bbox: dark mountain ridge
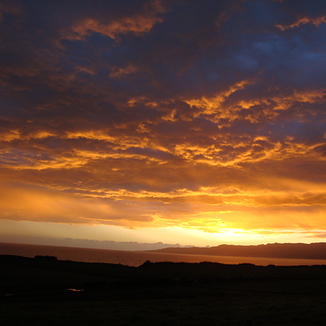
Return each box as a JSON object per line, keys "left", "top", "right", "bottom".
{"left": 152, "top": 242, "right": 326, "bottom": 260}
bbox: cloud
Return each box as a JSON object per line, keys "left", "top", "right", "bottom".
{"left": 0, "top": 0, "right": 325, "bottom": 239}
{"left": 0, "top": 182, "right": 153, "bottom": 226}
{"left": 67, "top": 11, "right": 164, "bottom": 41}
{"left": 276, "top": 16, "right": 326, "bottom": 30}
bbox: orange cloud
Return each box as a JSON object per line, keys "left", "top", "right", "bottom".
{"left": 66, "top": 4, "right": 164, "bottom": 41}
{"left": 276, "top": 16, "right": 326, "bottom": 30}
{"left": 0, "top": 182, "right": 153, "bottom": 226}
{"left": 184, "top": 79, "right": 254, "bottom": 116}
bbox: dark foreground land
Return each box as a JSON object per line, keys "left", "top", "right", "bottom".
{"left": 1, "top": 255, "right": 326, "bottom": 325}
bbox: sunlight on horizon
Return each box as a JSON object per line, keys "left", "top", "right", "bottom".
{"left": 0, "top": 219, "right": 324, "bottom": 251}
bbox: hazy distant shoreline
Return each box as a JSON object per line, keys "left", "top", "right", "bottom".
{"left": 1, "top": 242, "right": 326, "bottom": 267}
{"left": 152, "top": 242, "right": 326, "bottom": 260}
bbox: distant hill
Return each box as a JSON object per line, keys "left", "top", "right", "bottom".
{"left": 151, "top": 243, "right": 326, "bottom": 260}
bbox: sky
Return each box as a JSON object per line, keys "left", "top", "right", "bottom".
{"left": 0, "top": 0, "right": 325, "bottom": 250}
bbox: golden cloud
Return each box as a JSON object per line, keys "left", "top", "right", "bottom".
{"left": 276, "top": 16, "right": 326, "bottom": 30}
{"left": 67, "top": 10, "right": 163, "bottom": 41}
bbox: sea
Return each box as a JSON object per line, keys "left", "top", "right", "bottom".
{"left": 1, "top": 242, "right": 326, "bottom": 266}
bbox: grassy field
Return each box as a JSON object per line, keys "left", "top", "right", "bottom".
{"left": 1, "top": 255, "right": 326, "bottom": 325}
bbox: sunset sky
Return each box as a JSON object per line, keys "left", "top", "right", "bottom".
{"left": 0, "top": 0, "right": 325, "bottom": 250}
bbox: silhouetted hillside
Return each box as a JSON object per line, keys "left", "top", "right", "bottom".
{"left": 152, "top": 242, "right": 326, "bottom": 259}
{"left": 2, "top": 255, "right": 326, "bottom": 325}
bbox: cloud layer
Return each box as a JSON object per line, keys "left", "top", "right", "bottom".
{"left": 0, "top": 0, "right": 325, "bottom": 238}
